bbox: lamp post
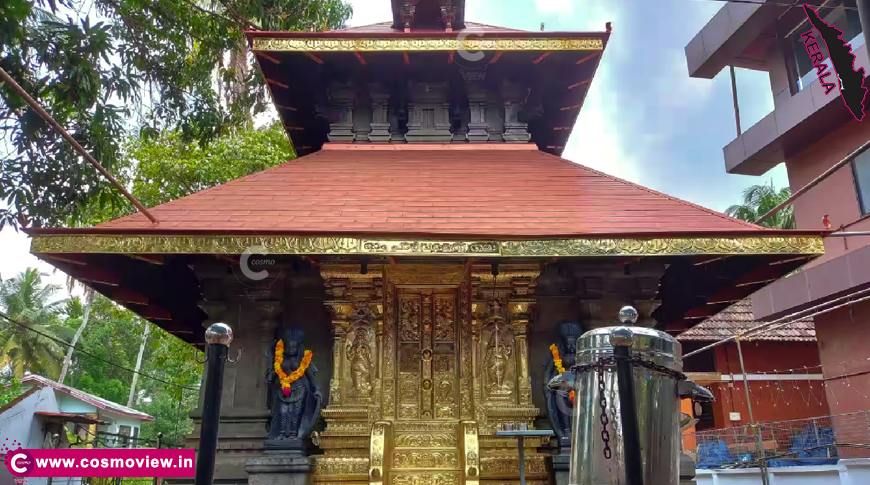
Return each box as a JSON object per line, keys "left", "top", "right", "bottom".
{"left": 611, "top": 306, "right": 644, "bottom": 485}
{"left": 195, "top": 323, "right": 234, "bottom": 485}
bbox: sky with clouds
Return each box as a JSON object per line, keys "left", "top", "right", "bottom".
{"left": 0, "top": 0, "right": 790, "bottom": 295}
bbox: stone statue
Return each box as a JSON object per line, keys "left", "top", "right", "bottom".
{"left": 543, "top": 321, "right": 582, "bottom": 448}
{"left": 347, "top": 327, "right": 373, "bottom": 395}
{"left": 266, "top": 326, "right": 323, "bottom": 448}
{"left": 485, "top": 324, "right": 512, "bottom": 393}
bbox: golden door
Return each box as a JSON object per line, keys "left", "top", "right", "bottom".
{"left": 396, "top": 288, "right": 460, "bottom": 421}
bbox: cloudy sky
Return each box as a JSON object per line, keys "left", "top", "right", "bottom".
{"left": 0, "top": 0, "right": 790, "bottom": 294}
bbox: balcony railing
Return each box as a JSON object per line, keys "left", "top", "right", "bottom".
{"left": 683, "top": 411, "right": 870, "bottom": 469}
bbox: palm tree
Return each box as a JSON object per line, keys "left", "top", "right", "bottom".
{"left": 725, "top": 181, "right": 796, "bottom": 229}
{"left": 0, "top": 268, "right": 72, "bottom": 379}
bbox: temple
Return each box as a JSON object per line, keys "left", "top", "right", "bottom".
{"left": 27, "top": 1, "right": 828, "bottom": 485}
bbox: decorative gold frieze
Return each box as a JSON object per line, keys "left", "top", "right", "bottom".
{"left": 364, "top": 240, "right": 499, "bottom": 255}
{"left": 31, "top": 234, "right": 826, "bottom": 256}
{"left": 480, "top": 454, "right": 548, "bottom": 475}
{"left": 393, "top": 433, "right": 457, "bottom": 448}
{"left": 500, "top": 237, "right": 825, "bottom": 256}
{"left": 252, "top": 36, "right": 605, "bottom": 53}
{"left": 390, "top": 473, "right": 460, "bottom": 485}
{"left": 392, "top": 450, "right": 459, "bottom": 469}
{"left": 314, "top": 455, "right": 370, "bottom": 476}
{"left": 392, "top": 421, "right": 458, "bottom": 432}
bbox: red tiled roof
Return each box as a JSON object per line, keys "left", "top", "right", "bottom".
{"left": 88, "top": 144, "right": 772, "bottom": 237}
{"left": 676, "top": 299, "right": 816, "bottom": 342}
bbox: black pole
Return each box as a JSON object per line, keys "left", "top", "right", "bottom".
{"left": 612, "top": 328, "right": 644, "bottom": 485}
{"left": 195, "top": 324, "right": 233, "bottom": 485}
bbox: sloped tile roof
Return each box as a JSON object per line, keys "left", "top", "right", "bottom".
{"left": 21, "top": 375, "right": 154, "bottom": 421}
{"left": 676, "top": 299, "right": 816, "bottom": 342}
{"left": 92, "top": 144, "right": 771, "bottom": 237}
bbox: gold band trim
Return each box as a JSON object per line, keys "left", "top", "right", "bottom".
{"left": 252, "top": 37, "right": 604, "bottom": 53}
{"left": 30, "top": 235, "right": 825, "bottom": 257}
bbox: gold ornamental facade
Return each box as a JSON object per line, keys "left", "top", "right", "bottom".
{"left": 313, "top": 263, "right": 548, "bottom": 485}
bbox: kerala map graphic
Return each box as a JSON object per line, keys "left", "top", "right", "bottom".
{"left": 803, "top": 4, "right": 868, "bottom": 121}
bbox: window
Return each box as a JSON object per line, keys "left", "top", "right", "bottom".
{"left": 788, "top": 0, "right": 864, "bottom": 92}
{"left": 854, "top": 147, "right": 870, "bottom": 215}
{"left": 118, "top": 425, "right": 132, "bottom": 448}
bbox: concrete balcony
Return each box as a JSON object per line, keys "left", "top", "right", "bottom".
{"left": 685, "top": 1, "right": 781, "bottom": 78}
{"left": 723, "top": 42, "right": 870, "bottom": 176}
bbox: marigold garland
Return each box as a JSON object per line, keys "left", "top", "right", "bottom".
{"left": 274, "top": 341, "right": 313, "bottom": 397}
{"left": 550, "top": 344, "right": 575, "bottom": 404}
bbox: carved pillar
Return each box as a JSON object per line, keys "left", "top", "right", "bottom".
{"left": 315, "top": 263, "right": 384, "bottom": 483}
{"left": 509, "top": 301, "right": 534, "bottom": 405}
{"left": 470, "top": 264, "right": 547, "bottom": 483}
{"left": 369, "top": 83, "right": 391, "bottom": 143}
{"left": 327, "top": 315, "right": 348, "bottom": 406}
{"left": 452, "top": 103, "right": 469, "bottom": 142}
{"left": 467, "top": 86, "right": 489, "bottom": 143}
{"left": 485, "top": 92, "right": 504, "bottom": 142}
{"left": 501, "top": 81, "right": 531, "bottom": 142}
{"left": 327, "top": 83, "right": 356, "bottom": 142}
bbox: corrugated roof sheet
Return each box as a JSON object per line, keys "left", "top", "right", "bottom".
{"left": 90, "top": 144, "right": 771, "bottom": 237}
{"left": 677, "top": 299, "right": 816, "bottom": 342}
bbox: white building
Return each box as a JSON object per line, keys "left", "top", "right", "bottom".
{"left": 0, "top": 375, "right": 154, "bottom": 485}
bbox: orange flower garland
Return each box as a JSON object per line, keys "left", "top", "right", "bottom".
{"left": 274, "top": 341, "right": 313, "bottom": 397}
{"left": 549, "top": 344, "right": 575, "bottom": 404}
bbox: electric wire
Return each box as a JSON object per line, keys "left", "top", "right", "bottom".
{"left": 692, "top": 0, "right": 857, "bottom": 10}
{"left": 0, "top": 310, "right": 199, "bottom": 392}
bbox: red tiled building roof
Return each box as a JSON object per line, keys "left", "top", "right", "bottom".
{"left": 91, "top": 144, "right": 772, "bottom": 237}
{"left": 676, "top": 299, "right": 816, "bottom": 342}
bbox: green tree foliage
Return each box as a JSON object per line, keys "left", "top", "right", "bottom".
{"left": 61, "top": 294, "right": 202, "bottom": 446}
{"left": 0, "top": 374, "right": 23, "bottom": 407}
{"left": 0, "top": 269, "right": 72, "bottom": 378}
{"left": 0, "top": 0, "right": 351, "bottom": 231}
{"left": 77, "top": 121, "right": 295, "bottom": 225}
{"left": 725, "top": 181, "right": 796, "bottom": 229}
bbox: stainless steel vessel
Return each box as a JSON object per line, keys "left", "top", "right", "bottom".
{"left": 570, "top": 326, "right": 684, "bottom": 485}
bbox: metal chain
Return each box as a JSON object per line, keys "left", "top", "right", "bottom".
{"left": 598, "top": 367, "right": 612, "bottom": 459}
{"left": 572, "top": 355, "right": 687, "bottom": 460}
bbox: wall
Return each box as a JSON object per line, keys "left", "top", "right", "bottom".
{"left": 711, "top": 342, "right": 830, "bottom": 427}
{"left": 695, "top": 458, "right": 870, "bottom": 485}
{"left": 785, "top": 118, "right": 870, "bottom": 266}
{"left": 767, "top": 42, "right": 791, "bottom": 109}
{"left": 0, "top": 387, "right": 60, "bottom": 485}
{"left": 814, "top": 301, "right": 870, "bottom": 459}
{"left": 55, "top": 393, "right": 98, "bottom": 415}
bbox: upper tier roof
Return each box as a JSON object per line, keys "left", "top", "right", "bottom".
{"left": 247, "top": 20, "right": 610, "bottom": 158}
{"left": 82, "top": 144, "right": 778, "bottom": 238}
